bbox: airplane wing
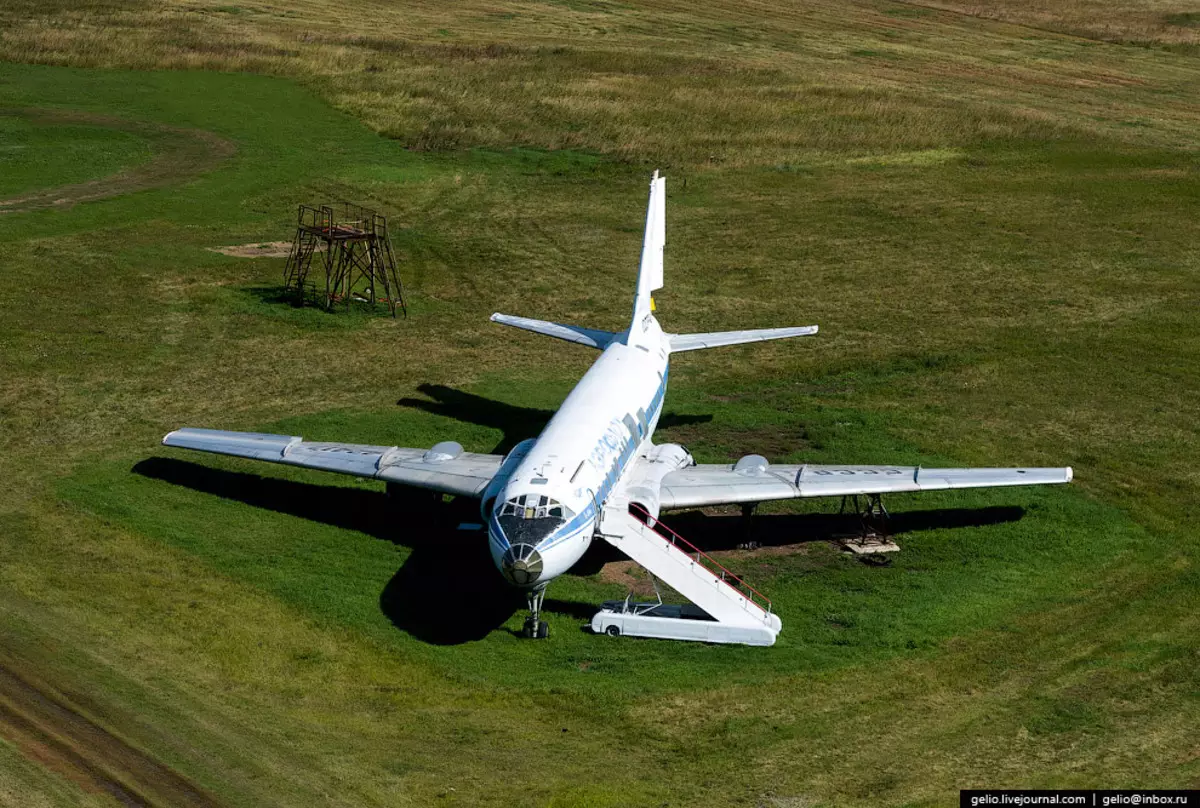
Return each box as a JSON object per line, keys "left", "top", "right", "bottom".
{"left": 658, "top": 463, "right": 1073, "bottom": 510}
{"left": 162, "top": 428, "right": 503, "bottom": 497}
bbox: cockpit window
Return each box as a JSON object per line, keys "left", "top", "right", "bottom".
{"left": 498, "top": 494, "right": 572, "bottom": 521}
{"left": 495, "top": 494, "right": 574, "bottom": 544}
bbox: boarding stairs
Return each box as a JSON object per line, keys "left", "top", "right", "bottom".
{"left": 598, "top": 501, "right": 781, "bottom": 644}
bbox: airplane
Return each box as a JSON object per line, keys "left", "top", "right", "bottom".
{"left": 163, "top": 171, "right": 1072, "bottom": 645}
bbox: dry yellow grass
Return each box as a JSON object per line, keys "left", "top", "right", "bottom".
{"left": 2, "top": 0, "right": 1199, "bottom": 166}
{"left": 903, "top": 0, "right": 1200, "bottom": 49}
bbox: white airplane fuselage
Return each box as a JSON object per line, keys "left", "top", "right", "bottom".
{"left": 486, "top": 317, "right": 670, "bottom": 590}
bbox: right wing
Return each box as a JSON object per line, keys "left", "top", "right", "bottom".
{"left": 162, "top": 428, "right": 502, "bottom": 497}
{"left": 659, "top": 463, "right": 1073, "bottom": 510}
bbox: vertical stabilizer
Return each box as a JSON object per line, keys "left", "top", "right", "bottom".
{"left": 631, "top": 171, "right": 665, "bottom": 332}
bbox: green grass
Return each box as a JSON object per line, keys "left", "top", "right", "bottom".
{"left": 60, "top": 401, "right": 1146, "bottom": 695}
{"left": 0, "top": 3, "right": 1198, "bottom": 804}
{"left": 0, "top": 112, "right": 149, "bottom": 197}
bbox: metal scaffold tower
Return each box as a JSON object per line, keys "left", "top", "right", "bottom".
{"left": 282, "top": 202, "right": 406, "bottom": 317}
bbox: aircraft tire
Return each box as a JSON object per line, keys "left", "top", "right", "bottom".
{"left": 605, "top": 625, "right": 620, "bottom": 637}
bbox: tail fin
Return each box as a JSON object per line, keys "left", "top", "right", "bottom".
{"left": 491, "top": 171, "right": 819, "bottom": 356}
{"left": 631, "top": 170, "right": 666, "bottom": 331}
{"left": 488, "top": 173, "right": 663, "bottom": 350}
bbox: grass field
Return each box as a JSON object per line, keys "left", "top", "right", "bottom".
{"left": 0, "top": 0, "right": 1198, "bottom": 805}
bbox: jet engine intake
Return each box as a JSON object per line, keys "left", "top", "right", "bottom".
{"left": 621, "top": 442, "right": 694, "bottom": 523}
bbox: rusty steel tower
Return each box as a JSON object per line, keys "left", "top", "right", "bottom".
{"left": 283, "top": 202, "right": 406, "bottom": 317}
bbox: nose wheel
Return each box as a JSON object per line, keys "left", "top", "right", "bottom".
{"left": 521, "top": 587, "right": 549, "bottom": 639}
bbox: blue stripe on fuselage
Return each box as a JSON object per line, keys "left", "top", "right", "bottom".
{"left": 489, "top": 363, "right": 670, "bottom": 555}
{"left": 533, "top": 363, "right": 669, "bottom": 553}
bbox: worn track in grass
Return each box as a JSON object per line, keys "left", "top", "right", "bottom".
{"left": 0, "top": 108, "right": 234, "bottom": 214}
{"left": 0, "top": 651, "right": 221, "bottom": 808}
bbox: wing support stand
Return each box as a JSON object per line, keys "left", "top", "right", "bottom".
{"left": 522, "top": 587, "right": 549, "bottom": 639}
{"left": 738, "top": 503, "right": 760, "bottom": 550}
{"left": 838, "top": 494, "right": 900, "bottom": 555}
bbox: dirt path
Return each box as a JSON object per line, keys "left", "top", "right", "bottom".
{"left": 0, "top": 652, "right": 222, "bottom": 807}
{"left": 0, "top": 108, "right": 235, "bottom": 214}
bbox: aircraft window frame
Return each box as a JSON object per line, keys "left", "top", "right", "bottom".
{"left": 498, "top": 495, "right": 574, "bottom": 521}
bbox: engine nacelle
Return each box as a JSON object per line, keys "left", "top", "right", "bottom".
{"left": 622, "top": 442, "right": 694, "bottom": 522}
{"left": 480, "top": 438, "right": 536, "bottom": 520}
{"left": 423, "top": 441, "right": 463, "bottom": 463}
{"left": 734, "top": 454, "right": 769, "bottom": 476}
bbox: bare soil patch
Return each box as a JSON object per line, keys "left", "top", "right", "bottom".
{"left": 598, "top": 560, "right": 660, "bottom": 597}
{"left": 208, "top": 241, "right": 306, "bottom": 259}
{"left": 0, "top": 108, "right": 235, "bottom": 214}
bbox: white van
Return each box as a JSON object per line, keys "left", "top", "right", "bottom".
{"left": 590, "top": 598, "right": 777, "bottom": 646}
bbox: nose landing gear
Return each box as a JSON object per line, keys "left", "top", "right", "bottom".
{"left": 521, "top": 587, "right": 549, "bottom": 639}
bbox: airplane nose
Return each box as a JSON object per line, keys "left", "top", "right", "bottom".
{"left": 500, "top": 543, "right": 544, "bottom": 586}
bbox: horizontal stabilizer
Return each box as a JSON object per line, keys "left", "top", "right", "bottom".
{"left": 490, "top": 313, "right": 617, "bottom": 350}
{"left": 669, "top": 325, "right": 818, "bottom": 353}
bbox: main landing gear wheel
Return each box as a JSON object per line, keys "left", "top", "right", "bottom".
{"left": 605, "top": 625, "right": 620, "bottom": 637}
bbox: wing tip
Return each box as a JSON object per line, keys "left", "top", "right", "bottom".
{"left": 1065, "top": 466, "right": 1073, "bottom": 483}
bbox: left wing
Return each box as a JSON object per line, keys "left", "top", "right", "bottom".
{"left": 162, "top": 428, "right": 503, "bottom": 497}
{"left": 659, "top": 463, "right": 1072, "bottom": 510}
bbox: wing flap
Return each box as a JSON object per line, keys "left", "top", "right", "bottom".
{"left": 163, "top": 428, "right": 302, "bottom": 462}
{"left": 377, "top": 452, "right": 503, "bottom": 497}
{"left": 162, "top": 428, "right": 501, "bottom": 498}
{"left": 660, "top": 464, "right": 1072, "bottom": 509}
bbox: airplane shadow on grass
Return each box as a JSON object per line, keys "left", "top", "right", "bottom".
{"left": 134, "top": 456, "right": 1025, "bottom": 645}
{"left": 136, "top": 386, "right": 1024, "bottom": 644}
{"left": 135, "top": 456, "right": 522, "bottom": 645}
{"left": 397, "top": 384, "right": 714, "bottom": 455}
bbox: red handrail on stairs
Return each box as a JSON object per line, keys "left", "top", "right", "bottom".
{"left": 627, "top": 503, "right": 773, "bottom": 615}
